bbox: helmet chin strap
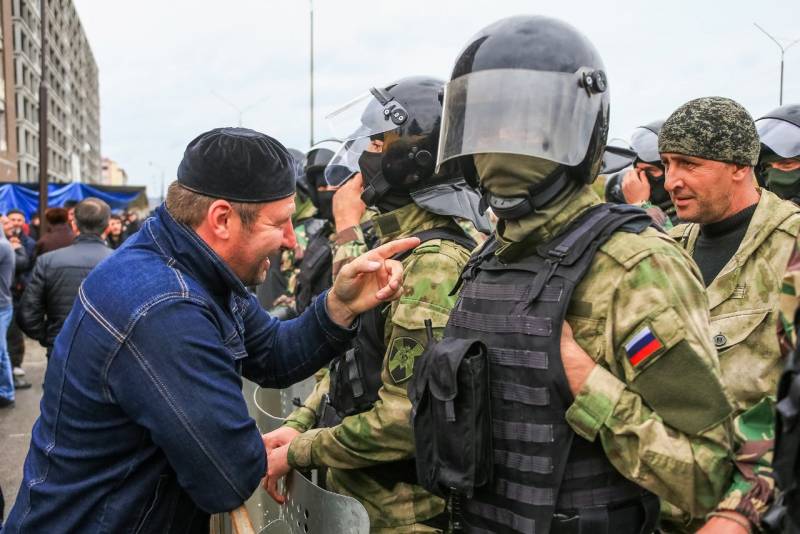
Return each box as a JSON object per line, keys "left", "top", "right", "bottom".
{"left": 479, "top": 167, "right": 575, "bottom": 220}
{"left": 360, "top": 172, "right": 393, "bottom": 206}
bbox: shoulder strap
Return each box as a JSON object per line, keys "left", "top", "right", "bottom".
{"left": 525, "top": 203, "right": 652, "bottom": 302}
{"left": 394, "top": 225, "right": 477, "bottom": 262}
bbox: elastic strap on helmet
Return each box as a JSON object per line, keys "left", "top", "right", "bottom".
{"left": 479, "top": 167, "right": 574, "bottom": 219}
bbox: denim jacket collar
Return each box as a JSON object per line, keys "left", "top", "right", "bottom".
{"left": 150, "top": 205, "right": 250, "bottom": 301}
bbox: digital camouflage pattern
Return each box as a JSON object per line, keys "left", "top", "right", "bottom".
{"left": 659, "top": 97, "right": 761, "bottom": 166}
{"left": 284, "top": 202, "right": 473, "bottom": 533}
{"left": 669, "top": 189, "right": 800, "bottom": 528}
{"left": 493, "top": 186, "right": 734, "bottom": 520}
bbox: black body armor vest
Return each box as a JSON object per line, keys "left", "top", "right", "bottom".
{"left": 295, "top": 221, "right": 334, "bottom": 315}
{"left": 443, "top": 204, "right": 656, "bottom": 533}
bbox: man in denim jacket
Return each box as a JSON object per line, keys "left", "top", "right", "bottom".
{"left": 4, "top": 128, "right": 416, "bottom": 533}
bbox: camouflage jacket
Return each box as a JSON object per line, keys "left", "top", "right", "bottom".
{"left": 669, "top": 189, "right": 800, "bottom": 528}
{"left": 494, "top": 187, "right": 733, "bottom": 519}
{"left": 284, "top": 203, "right": 473, "bottom": 532}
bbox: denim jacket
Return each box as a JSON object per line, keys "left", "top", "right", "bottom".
{"left": 5, "top": 206, "right": 355, "bottom": 533}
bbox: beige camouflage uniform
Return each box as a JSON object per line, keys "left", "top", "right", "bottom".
{"left": 284, "top": 202, "right": 473, "bottom": 532}
{"left": 668, "top": 189, "right": 800, "bottom": 528}
{"left": 489, "top": 186, "right": 734, "bottom": 520}
{"left": 269, "top": 195, "right": 317, "bottom": 310}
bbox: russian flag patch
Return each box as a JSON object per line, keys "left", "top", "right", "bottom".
{"left": 625, "top": 326, "right": 663, "bottom": 367}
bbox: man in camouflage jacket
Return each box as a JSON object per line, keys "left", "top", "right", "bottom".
{"left": 660, "top": 96, "right": 800, "bottom": 532}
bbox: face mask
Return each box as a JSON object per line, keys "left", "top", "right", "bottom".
{"left": 766, "top": 167, "right": 800, "bottom": 200}
{"left": 358, "top": 151, "right": 411, "bottom": 212}
{"left": 315, "top": 190, "right": 335, "bottom": 222}
{"left": 474, "top": 153, "right": 560, "bottom": 197}
{"left": 645, "top": 170, "right": 672, "bottom": 207}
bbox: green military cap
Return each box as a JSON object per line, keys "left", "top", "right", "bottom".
{"left": 658, "top": 96, "right": 760, "bottom": 166}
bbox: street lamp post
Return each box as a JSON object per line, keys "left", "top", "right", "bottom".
{"left": 37, "top": 0, "right": 48, "bottom": 232}
{"left": 210, "top": 91, "right": 270, "bottom": 127}
{"left": 309, "top": 0, "right": 315, "bottom": 147}
{"left": 754, "top": 23, "right": 800, "bottom": 106}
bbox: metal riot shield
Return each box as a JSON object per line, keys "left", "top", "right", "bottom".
{"left": 212, "top": 379, "right": 369, "bottom": 534}
{"left": 279, "top": 376, "right": 316, "bottom": 418}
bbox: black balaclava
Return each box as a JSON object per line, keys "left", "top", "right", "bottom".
{"left": 358, "top": 151, "right": 412, "bottom": 213}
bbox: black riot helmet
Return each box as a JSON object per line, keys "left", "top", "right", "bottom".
{"left": 304, "top": 140, "right": 341, "bottom": 221}
{"left": 757, "top": 104, "right": 800, "bottom": 159}
{"left": 604, "top": 171, "right": 627, "bottom": 204}
{"left": 287, "top": 148, "right": 310, "bottom": 198}
{"left": 325, "top": 76, "right": 446, "bottom": 210}
{"left": 437, "top": 15, "right": 610, "bottom": 198}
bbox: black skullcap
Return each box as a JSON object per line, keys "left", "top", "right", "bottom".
{"left": 177, "top": 127, "right": 296, "bottom": 203}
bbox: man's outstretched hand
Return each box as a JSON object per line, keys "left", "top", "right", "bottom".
{"left": 326, "top": 237, "right": 420, "bottom": 327}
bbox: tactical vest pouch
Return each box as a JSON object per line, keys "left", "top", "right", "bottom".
{"left": 410, "top": 325, "right": 492, "bottom": 498}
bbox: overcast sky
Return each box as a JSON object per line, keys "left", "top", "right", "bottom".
{"left": 73, "top": 0, "right": 800, "bottom": 197}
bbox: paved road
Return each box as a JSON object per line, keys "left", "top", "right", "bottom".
{"left": 0, "top": 339, "right": 47, "bottom": 521}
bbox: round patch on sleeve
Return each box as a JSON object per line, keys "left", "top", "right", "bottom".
{"left": 387, "top": 336, "right": 424, "bottom": 384}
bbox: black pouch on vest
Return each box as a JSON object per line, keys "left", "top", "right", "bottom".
{"left": 409, "top": 321, "right": 492, "bottom": 498}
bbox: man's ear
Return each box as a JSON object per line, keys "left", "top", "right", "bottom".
{"left": 731, "top": 163, "right": 755, "bottom": 184}
{"left": 205, "top": 199, "right": 234, "bottom": 240}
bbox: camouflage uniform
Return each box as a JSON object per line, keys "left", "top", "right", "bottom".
{"left": 284, "top": 202, "right": 473, "bottom": 532}
{"left": 668, "top": 189, "right": 800, "bottom": 527}
{"left": 487, "top": 186, "right": 734, "bottom": 519}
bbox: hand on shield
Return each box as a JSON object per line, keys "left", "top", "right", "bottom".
{"left": 264, "top": 444, "right": 292, "bottom": 504}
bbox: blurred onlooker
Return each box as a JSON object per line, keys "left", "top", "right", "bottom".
{"left": 0, "top": 222, "right": 19, "bottom": 408}
{"left": 35, "top": 208, "right": 74, "bottom": 256}
{"left": 20, "top": 198, "right": 112, "bottom": 359}
{"left": 29, "top": 213, "right": 40, "bottom": 241}
{"left": 6, "top": 209, "right": 35, "bottom": 259}
{"left": 63, "top": 199, "right": 79, "bottom": 235}
{"left": 3, "top": 215, "right": 31, "bottom": 389}
{"left": 123, "top": 210, "right": 141, "bottom": 238}
{"left": 105, "top": 214, "right": 126, "bottom": 250}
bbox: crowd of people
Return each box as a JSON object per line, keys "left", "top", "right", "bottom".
{"left": 0, "top": 205, "right": 141, "bottom": 400}
{"left": 2, "top": 12, "right": 800, "bottom": 534}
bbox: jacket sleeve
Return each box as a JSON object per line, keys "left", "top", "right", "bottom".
{"left": 284, "top": 371, "right": 330, "bottom": 433}
{"left": 106, "top": 298, "right": 267, "bottom": 513}
{"left": 565, "top": 248, "right": 734, "bottom": 519}
{"left": 712, "top": 397, "right": 775, "bottom": 527}
{"left": 13, "top": 245, "right": 28, "bottom": 273}
{"left": 18, "top": 256, "right": 47, "bottom": 343}
{"left": 240, "top": 290, "right": 356, "bottom": 389}
{"left": 286, "top": 245, "right": 464, "bottom": 470}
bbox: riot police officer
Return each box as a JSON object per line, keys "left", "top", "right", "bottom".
{"left": 419, "top": 15, "right": 733, "bottom": 533}
{"left": 293, "top": 140, "right": 342, "bottom": 314}
{"left": 756, "top": 104, "right": 800, "bottom": 204}
{"left": 263, "top": 76, "right": 489, "bottom": 532}
{"left": 602, "top": 122, "right": 677, "bottom": 228}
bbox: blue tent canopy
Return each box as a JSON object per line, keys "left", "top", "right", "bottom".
{"left": 0, "top": 183, "right": 142, "bottom": 219}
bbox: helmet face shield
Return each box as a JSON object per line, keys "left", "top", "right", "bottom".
{"left": 757, "top": 118, "right": 800, "bottom": 158}
{"left": 437, "top": 68, "right": 608, "bottom": 170}
{"left": 630, "top": 126, "right": 660, "bottom": 164}
{"left": 324, "top": 138, "right": 368, "bottom": 186}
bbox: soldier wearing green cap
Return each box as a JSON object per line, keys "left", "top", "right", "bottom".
{"left": 660, "top": 97, "right": 800, "bottom": 532}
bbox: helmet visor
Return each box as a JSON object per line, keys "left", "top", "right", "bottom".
{"left": 326, "top": 89, "right": 407, "bottom": 142}
{"left": 324, "top": 137, "right": 368, "bottom": 186}
{"left": 437, "top": 68, "right": 608, "bottom": 170}
{"left": 630, "top": 127, "right": 660, "bottom": 163}
{"left": 601, "top": 142, "right": 636, "bottom": 174}
{"left": 756, "top": 118, "right": 800, "bottom": 158}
